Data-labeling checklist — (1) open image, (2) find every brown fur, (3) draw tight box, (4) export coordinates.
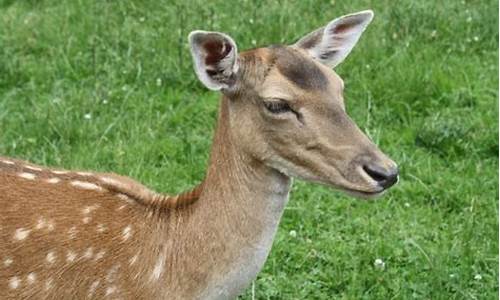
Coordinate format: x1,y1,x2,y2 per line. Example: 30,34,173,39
0,22,397,299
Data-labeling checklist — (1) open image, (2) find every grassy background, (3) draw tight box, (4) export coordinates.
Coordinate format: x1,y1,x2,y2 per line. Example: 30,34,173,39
0,0,498,299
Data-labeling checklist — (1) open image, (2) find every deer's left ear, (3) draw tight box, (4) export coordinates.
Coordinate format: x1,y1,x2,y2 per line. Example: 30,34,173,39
294,10,374,68
188,30,239,91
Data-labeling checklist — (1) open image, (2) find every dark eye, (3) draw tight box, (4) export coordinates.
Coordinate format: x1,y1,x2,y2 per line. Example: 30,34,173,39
263,100,292,114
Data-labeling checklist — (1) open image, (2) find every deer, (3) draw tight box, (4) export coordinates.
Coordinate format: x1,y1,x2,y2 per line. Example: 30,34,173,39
0,10,398,300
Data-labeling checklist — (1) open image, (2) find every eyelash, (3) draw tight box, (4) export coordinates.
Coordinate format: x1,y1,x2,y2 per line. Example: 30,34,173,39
263,100,292,114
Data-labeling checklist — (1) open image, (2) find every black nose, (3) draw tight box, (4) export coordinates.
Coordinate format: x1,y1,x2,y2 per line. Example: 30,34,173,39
363,164,399,189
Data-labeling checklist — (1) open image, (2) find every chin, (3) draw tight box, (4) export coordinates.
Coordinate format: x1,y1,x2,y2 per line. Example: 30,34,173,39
311,178,386,200
342,188,385,200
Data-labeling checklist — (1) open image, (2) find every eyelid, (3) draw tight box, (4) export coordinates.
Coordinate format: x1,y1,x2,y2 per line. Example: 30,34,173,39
263,99,303,123
260,88,294,98
265,98,294,105
264,100,291,112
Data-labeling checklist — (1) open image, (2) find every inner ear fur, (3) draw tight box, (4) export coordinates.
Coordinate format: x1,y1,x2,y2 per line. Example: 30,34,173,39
188,31,239,91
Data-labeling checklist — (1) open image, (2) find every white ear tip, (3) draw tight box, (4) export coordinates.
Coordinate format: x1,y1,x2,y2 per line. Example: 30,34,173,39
188,30,237,47
359,9,374,16
353,10,374,22
363,10,374,20
188,30,208,43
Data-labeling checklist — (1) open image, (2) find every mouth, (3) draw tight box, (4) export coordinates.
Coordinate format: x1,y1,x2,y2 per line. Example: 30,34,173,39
313,176,386,199
341,186,385,199
268,160,393,200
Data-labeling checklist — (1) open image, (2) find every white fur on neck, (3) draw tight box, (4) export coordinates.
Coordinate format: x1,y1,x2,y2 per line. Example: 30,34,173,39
198,178,292,299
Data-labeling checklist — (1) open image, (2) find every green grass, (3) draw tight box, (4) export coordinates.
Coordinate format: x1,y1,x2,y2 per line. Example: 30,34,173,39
0,0,498,299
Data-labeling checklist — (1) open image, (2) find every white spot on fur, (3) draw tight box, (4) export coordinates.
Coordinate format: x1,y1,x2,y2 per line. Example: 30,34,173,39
77,172,93,176
27,272,36,284
9,276,20,289
52,170,68,175
129,254,138,266
45,278,53,291
88,280,100,297
133,272,141,280
150,251,166,282
71,180,103,191
25,165,42,171
68,226,77,239
122,225,132,241
94,250,106,261
97,224,107,233
116,193,129,201
4,258,13,267
105,286,117,296
36,217,47,230
46,251,56,264
83,216,91,224
0,159,15,165
83,205,99,214
117,193,135,204
46,177,61,184
106,264,120,283
14,228,30,240
117,205,127,211
100,176,124,187
83,247,94,259
67,251,77,262
47,220,55,231
18,172,36,180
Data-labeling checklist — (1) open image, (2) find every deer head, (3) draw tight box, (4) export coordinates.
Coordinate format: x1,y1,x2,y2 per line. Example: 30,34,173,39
189,10,398,198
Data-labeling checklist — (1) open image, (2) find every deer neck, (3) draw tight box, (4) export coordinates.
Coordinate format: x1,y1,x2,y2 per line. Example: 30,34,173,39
190,96,292,298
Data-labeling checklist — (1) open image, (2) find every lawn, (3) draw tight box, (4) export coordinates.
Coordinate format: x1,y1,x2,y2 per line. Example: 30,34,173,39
0,0,498,299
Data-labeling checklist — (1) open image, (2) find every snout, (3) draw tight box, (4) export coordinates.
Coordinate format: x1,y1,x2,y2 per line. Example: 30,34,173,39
362,163,399,189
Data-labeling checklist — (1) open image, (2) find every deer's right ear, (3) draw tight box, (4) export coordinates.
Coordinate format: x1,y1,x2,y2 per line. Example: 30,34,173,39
188,31,239,91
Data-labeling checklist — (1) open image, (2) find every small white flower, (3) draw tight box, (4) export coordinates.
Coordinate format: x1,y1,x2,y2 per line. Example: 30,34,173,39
121,85,128,91
102,99,108,104
139,17,145,22
251,39,257,46
374,258,385,270
289,230,297,238
474,274,482,280
249,18,254,24
449,273,456,278
366,64,370,69
156,78,162,86
404,202,410,208
84,113,92,120
473,36,479,42
430,30,437,38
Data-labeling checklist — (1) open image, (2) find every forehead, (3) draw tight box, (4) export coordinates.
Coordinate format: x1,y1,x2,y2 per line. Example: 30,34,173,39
239,46,342,94
272,46,329,90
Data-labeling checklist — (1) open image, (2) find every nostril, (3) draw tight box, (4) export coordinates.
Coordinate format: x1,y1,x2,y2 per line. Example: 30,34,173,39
363,165,387,182
363,165,399,189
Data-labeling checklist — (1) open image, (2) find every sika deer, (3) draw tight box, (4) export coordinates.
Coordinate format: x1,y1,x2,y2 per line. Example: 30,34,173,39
0,10,398,300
